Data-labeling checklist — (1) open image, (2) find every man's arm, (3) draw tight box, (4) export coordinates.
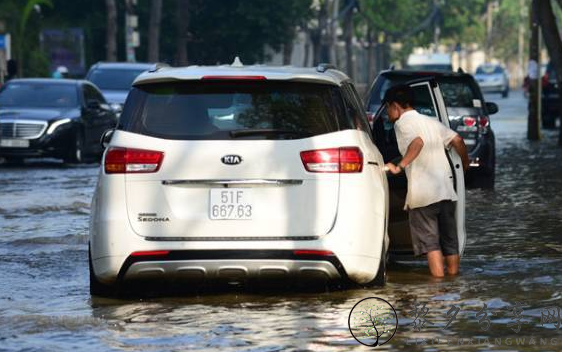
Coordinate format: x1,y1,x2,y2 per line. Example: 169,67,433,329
449,134,469,172
385,137,424,174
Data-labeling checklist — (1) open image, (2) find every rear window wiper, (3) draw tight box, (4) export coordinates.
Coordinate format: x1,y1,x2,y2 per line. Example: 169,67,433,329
229,129,312,139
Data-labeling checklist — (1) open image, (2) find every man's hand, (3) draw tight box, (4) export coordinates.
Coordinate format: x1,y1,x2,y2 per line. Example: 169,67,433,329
449,135,469,172
385,162,402,175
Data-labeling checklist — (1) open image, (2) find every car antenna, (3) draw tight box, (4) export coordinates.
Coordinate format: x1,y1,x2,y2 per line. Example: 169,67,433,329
457,67,465,73
231,56,244,67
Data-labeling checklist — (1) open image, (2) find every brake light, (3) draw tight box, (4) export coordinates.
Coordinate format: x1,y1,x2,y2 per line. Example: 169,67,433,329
462,116,477,127
300,147,363,173
479,116,489,128
201,75,266,80
105,147,164,174
131,250,170,257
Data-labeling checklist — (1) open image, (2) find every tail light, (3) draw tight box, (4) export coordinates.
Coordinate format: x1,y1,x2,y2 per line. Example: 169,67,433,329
300,147,363,173
105,147,164,174
478,116,490,133
462,116,477,127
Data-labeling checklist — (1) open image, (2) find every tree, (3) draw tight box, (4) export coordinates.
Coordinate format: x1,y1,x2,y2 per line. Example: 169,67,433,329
175,0,189,65
187,0,312,65
536,0,562,145
17,0,53,76
148,0,162,62
105,0,117,61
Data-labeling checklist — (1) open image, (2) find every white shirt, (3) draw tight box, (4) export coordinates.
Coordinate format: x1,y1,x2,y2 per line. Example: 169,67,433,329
394,110,458,210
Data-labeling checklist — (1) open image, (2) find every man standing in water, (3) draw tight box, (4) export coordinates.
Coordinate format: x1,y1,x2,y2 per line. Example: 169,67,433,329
383,84,469,277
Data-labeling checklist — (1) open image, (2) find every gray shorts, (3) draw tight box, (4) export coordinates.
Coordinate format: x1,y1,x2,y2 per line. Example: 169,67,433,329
409,200,459,256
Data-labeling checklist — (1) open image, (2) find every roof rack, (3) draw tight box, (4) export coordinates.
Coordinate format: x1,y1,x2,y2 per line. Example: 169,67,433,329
316,63,337,73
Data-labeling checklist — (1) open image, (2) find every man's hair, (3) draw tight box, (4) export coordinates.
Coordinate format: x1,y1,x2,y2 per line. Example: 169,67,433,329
383,84,415,108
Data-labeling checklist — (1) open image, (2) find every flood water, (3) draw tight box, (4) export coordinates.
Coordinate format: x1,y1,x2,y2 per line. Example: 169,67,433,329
1,90,562,351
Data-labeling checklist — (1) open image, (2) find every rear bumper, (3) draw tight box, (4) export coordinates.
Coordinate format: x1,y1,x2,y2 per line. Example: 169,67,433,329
97,250,346,285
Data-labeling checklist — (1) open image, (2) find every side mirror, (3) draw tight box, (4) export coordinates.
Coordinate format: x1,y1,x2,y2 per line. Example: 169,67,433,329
485,102,498,115
87,100,101,110
100,129,114,149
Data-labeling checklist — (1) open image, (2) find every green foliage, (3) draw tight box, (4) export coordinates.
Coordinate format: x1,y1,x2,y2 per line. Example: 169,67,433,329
188,0,313,64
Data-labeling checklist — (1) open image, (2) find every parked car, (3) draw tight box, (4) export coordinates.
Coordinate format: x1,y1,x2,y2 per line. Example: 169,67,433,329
85,62,161,116
474,64,510,98
541,61,559,129
366,69,497,189
0,79,117,164
89,63,395,296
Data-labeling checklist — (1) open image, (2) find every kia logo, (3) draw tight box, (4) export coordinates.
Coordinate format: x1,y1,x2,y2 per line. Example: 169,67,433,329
221,155,243,165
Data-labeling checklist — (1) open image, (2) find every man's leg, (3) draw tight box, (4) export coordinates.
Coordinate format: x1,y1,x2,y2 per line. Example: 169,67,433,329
427,250,445,277
409,203,443,277
445,255,459,275
438,201,460,275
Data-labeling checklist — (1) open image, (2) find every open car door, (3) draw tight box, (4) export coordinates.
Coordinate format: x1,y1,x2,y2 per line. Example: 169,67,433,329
370,78,466,256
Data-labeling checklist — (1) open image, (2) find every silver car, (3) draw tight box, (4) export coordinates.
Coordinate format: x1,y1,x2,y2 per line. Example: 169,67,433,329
474,64,510,98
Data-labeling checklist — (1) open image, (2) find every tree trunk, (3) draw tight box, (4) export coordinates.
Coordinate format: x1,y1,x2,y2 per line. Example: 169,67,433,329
342,0,354,79
282,40,294,65
176,0,189,66
148,0,162,62
536,0,562,145
528,0,541,141
105,0,117,61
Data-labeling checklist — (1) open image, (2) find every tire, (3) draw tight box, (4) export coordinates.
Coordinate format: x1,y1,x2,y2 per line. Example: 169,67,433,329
89,246,117,297
63,130,85,164
502,89,508,98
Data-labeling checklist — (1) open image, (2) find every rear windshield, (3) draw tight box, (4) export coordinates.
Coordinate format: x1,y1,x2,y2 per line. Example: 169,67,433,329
0,82,78,108
476,65,503,74
119,81,350,140
368,75,480,111
88,69,147,90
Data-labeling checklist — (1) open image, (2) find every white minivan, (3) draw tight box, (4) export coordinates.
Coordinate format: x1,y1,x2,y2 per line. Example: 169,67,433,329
89,63,465,296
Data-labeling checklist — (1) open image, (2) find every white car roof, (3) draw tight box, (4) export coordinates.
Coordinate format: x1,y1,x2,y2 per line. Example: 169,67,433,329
133,64,350,87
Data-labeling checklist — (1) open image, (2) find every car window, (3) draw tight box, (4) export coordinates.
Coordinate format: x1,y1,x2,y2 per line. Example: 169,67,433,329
120,81,348,140
439,81,478,108
476,65,503,74
342,83,371,134
0,82,78,108
88,68,146,90
369,74,480,111
83,84,106,104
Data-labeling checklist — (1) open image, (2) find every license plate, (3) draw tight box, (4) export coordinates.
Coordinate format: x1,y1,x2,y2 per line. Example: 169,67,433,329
209,188,253,220
456,125,477,132
464,139,476,146
0,139,30,148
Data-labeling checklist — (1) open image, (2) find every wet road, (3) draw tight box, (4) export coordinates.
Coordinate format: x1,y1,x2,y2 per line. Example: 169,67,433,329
1,90,562,351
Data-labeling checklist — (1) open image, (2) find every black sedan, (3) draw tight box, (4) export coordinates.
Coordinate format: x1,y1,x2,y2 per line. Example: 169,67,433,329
0,79,117,163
